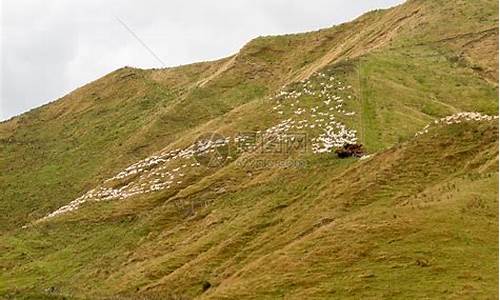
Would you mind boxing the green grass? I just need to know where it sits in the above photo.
[0,0,498,298]
[1,121,496,299]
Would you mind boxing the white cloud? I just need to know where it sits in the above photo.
[0,0,404,120]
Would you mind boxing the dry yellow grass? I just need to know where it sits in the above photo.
[0,0,498,298]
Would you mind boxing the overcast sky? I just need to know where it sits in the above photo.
[0,0,404,121]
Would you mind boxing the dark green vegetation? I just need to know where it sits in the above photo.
[0,0,498,298]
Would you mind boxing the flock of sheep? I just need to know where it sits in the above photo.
[41,69,360,220]
[415,112,498,137]
[39,69,498,222]
[269,71,359,153]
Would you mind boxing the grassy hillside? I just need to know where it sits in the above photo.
[0,0,498,298]
[1,119,497,299]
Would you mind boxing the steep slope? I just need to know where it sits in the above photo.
[0,0,498,299]
[1,0,497,231]
[1,118,497,299]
